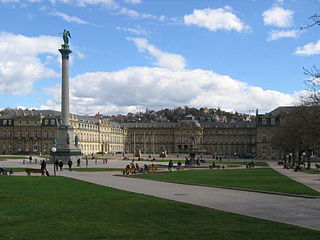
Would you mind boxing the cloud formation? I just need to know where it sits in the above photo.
[267,30,299,41]
[0,32,59,95]
[295,39,320,56]
[41,39,295,115]
[50,11,89,24]
[127,37,186,71]
[262,6,294,28]
[184,6,250,32]
[124,0,141,4]
[42,66,295,115]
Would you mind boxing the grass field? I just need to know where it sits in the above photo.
[0,156,28,160]
[133,168,320,196]
[0,177,319,240]
[302,168,320,174]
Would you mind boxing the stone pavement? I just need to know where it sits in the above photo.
[56,170,320,231]
[268,161,320,192]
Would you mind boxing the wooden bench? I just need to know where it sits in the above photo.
[25,168,48,176]
[177,166,184,171]
[148,165,158,171]
[123,167,136,175]
[209,165,220,169]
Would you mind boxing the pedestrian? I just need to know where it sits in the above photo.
[41,159,47,171]
[54,159,59,171]
[29,155,32,163]
[86,155,88,167]
[168,160,173,172]
[77,158,81,167]
[68,159,73,171]
[59,160,64,171]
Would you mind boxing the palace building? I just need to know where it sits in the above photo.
[0,107,295,159]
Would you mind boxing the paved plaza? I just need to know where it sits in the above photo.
[1,155,320,231]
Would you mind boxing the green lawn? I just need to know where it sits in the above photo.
[134,168,320,196]
[0,177,319,240]
[0,156,28,160]
[70,167,122,172]
[302,168,320,174]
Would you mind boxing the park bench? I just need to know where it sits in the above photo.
[315,164,320,169]
[246,163,255,169]
[123,167,136,175]
[25,168,49,176]
[148,165,158,172]
[177,166,184,171]
[209,165,220,169]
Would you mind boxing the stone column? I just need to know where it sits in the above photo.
[59,46,72,127]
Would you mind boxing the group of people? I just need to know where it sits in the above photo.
[54,159,74,171]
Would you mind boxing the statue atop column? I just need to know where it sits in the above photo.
[61,29,71,50]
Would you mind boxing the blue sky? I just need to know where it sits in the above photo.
[0,0,319,115]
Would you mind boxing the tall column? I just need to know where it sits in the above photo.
[59,47,72,127]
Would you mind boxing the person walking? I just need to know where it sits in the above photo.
[68,159,73,171]
[59,160,64,171]
[168,160,173,172]
[54,159,59,171]
[77,158,81,167]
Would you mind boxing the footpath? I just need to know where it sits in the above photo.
[268,162,320,192]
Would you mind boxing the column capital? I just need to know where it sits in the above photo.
[59,45,72,60]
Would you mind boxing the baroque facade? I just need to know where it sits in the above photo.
[0,109,126,156]
[0,107,295,159]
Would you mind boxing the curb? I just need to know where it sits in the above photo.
[114,174,320,199]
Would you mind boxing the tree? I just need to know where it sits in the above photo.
[301,14,320,106]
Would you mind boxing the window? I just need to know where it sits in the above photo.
[45,120,49,125]
[9,143,12,150]
[34,121,38,125]
[262,131,267,142]
[26,131,30,138]
[262,118,267,125]
[44,131,48,138]
[271,148,275,155]
[18,143,22,152]
[26,120,29,125]
[33,131,37,138]
[3,120,7,125]
[8,120,12,125]
[18,131,22,139]
[33,142,38,152]
[262,146,267,155]
[25,143,29,152]
[2,143,6,150]
[271,118,275,125]
[51,119,55,125]
[2,131,6,138]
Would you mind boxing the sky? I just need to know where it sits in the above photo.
[0,0,320,115]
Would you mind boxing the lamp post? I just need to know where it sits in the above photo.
[51,147,57,176]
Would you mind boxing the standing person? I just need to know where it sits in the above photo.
[68,159,73,171]
[41,159,47,171]
[77,158,81,167]
[29,156,32,163]
[54,159,59,171]
[59,160,64,171]
[168,160,173,172]
[86,155,88,168]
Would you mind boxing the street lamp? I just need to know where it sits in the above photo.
[51,147,57,176]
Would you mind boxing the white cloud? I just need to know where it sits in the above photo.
[42,39,295,115]
[0,32,60,95]
[43,66,295,115]
[50,11,89,24]
[295,40,320,56]
[267,30,299,41]
[127,37,186,71]
[184,6,250,32]
[117,7,156,19]
[262,6,294,28]
[116,26,147,36]
[124,0,141,4]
